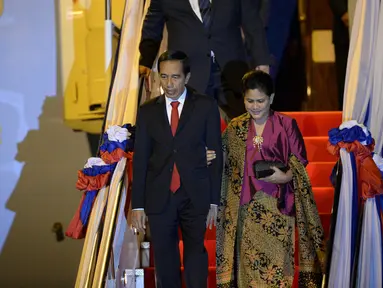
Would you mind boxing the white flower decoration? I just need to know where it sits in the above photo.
[84,157,107,168]
[106,125,131,142]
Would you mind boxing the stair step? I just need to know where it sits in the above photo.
[313,187,334,214]
[283,111,342,137]
[305,136,337,162]
[143,266,301,288]
[306,162,335,187]
[143,267,217,288]
[320,213,332,239]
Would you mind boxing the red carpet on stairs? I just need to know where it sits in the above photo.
[143,111,342,287]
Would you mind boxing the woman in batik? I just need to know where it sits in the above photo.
[214,71,326,288]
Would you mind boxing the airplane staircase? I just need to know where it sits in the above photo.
[65,1,341,287]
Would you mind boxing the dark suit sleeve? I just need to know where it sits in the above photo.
[329,0,348,18]
[131,108,152,209]
[139,0,165,68]
[206,101,223,205]
[259,0,270,28]
[241,0,271,66]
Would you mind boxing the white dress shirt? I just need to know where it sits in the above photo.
[133,88,216,210]
[165,88,187,122]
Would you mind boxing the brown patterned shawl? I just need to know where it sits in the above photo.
[216,113,326,287]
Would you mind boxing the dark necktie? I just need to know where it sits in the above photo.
[199,0,212,29]
[170,101,180,193]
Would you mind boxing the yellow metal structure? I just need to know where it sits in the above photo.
[56,0,125,134]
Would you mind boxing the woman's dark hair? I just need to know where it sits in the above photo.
[241,70,274,97]
[157,50,191,76]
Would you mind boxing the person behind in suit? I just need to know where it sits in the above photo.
[329,0,350,110]
[139,0,271,120]
[207,71,325,287]
[131,50,223,288]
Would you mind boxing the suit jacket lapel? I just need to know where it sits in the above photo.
[176,88,195,135]
[187,0,216,31]
[186,0,204,23]
[156,95,173,140]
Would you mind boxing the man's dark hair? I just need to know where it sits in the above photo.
[241,70,274,97]
[157,50,191,76]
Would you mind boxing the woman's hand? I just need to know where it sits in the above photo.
[260,167,293,184]
[206,147,216,166]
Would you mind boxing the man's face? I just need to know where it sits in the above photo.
[159,60,190,99]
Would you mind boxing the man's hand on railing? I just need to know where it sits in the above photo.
[132,210,147,234]
[139,65,151,78]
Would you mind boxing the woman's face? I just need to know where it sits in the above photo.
[244,88,274,121]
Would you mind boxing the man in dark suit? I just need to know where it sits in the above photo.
[131,50,223,288]
[329,0,350,110]
[139,0,270,119]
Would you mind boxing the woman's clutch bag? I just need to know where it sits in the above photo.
[253,160,288,179]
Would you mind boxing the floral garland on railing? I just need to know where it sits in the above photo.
[325,122,383,287]
[66,124,136,239]
[327,120,382,199]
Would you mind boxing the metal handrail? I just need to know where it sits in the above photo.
[73,0,150,286]
[74,0,123,287]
